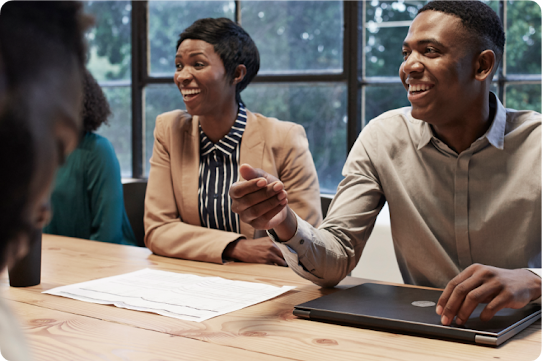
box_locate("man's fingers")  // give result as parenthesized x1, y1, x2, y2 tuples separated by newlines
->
(479, 293, 509, 322)
(239, 164, 276, 182)
(232, 178, 287, 214)
(454, 283, 498, 325)
(237, 187, 287, 223)
(437, 268, 475, 316)
(438, 274, 484, 325)
(229, 177, 267, 199)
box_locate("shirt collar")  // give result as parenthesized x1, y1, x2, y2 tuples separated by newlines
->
(200, 103, 247, 157)
(483, 92, 506, 150)
(417, 92, 506, 151)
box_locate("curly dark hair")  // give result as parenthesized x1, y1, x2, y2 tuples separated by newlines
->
(419, 1, 505, 70)
(82, 69, 111, 132)
(177, 18, 260, 104)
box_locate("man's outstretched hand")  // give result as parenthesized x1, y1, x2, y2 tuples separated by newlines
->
(230, 164, 297, 240)
(436, 264, 541, 325)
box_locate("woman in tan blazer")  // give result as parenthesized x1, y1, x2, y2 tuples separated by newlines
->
(144, 18, 322, 265)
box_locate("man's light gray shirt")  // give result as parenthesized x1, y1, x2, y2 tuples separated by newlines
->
(272, 93, 541, 288)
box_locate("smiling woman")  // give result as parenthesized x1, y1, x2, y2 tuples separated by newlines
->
(144, 18, 322, 266)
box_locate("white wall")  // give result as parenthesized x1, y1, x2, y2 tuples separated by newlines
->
(350, 203, 404, 284)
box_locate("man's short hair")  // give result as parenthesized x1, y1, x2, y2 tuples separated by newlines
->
(177, 18, 260, 104)
(418, 1, 505, 71)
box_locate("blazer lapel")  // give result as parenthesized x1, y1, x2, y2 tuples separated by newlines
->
(179, 114, 201, 226)
(239, 110, 264, 238)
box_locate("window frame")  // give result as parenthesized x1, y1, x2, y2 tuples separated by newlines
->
(127, 0, 541, 179)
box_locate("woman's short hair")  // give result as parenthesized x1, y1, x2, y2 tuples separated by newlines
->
(82, 69, 111, 132)
(177, 18, 260, 104)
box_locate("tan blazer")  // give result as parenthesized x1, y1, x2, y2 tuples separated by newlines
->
(144, 109, 322, 264)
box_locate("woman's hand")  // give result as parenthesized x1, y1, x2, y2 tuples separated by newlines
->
(223, 237, 287, 266)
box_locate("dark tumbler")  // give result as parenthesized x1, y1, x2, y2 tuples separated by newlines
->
(8, 228, 41, 287)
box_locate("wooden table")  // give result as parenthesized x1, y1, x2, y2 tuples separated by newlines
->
(0, 234, 540, 360)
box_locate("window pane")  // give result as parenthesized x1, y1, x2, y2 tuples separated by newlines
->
(364, 85, 411, 123)
(145, 84, 186, 174)
(490, 83, 498, 94)
(84, 1, 131, 81)
(505, 84, 542, 113)
(365, 1, 423, 77)
(506, 0, 542, 75)
(96, 87, 132, 177)
(243, 83, 347, 193)
(242, 1, 343, 74)
(148, 1, 235, 76)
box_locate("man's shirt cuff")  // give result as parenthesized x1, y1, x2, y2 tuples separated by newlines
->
(526, 268, 542, 278)
(267, 214, 319, 275)
(525, 268, 541, 304)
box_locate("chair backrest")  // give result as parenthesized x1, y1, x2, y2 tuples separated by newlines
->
(122, 178, 148, 247)
(320, 193, 334, 219)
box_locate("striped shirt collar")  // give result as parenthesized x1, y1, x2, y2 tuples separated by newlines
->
(200, 103, 247, 157)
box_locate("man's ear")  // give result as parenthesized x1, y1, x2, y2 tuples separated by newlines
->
(475, 50, 496, 82)
(232, 64, 247, 85)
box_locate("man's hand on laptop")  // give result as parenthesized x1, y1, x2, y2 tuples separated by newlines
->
(230, 164, 297, 241)
(436, 264, 542, 325)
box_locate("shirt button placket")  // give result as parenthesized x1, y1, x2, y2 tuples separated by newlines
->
(454, 152, 473, 269)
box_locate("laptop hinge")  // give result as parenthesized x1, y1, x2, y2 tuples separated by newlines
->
(475, 335, 497, 346)
(293, 309, 311, 319)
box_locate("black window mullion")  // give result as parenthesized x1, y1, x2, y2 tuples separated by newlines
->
(497, 0, 506, 103)
(235, 0, 241, 24)
(345, 0, 363, 153)
(131, 1, 148, 178)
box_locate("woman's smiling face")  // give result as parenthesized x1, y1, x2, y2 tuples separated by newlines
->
(174, 39, 236, 117)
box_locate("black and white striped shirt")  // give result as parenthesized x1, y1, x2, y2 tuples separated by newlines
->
(198, 103, 247, 233)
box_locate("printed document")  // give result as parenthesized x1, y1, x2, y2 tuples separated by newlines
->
(44, 268, 295, 322)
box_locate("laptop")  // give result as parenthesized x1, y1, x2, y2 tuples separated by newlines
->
(293, 283, 541, 346)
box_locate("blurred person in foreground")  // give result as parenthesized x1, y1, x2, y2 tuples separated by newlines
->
(144, 18, 321, 266)
(0, 2, 90, 359)
(43, 69, 137, 246)
(230, 1, 541, 326)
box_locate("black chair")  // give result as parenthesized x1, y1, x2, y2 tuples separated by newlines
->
(122, 178, 148, 247)
(320, 193, 334, 219)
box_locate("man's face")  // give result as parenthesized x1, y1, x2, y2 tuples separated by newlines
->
(399, 10, 479, 125)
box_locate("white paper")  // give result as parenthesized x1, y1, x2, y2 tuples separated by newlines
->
(44, 268, 295, 322)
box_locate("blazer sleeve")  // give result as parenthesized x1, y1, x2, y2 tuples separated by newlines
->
(276, 123, 322, 227)
(144, 114, 242, 264)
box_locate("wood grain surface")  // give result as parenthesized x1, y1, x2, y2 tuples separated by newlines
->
(0, 234, 540, 361)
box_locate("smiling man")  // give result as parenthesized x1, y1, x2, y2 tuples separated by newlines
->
(229, 0, 541, 325)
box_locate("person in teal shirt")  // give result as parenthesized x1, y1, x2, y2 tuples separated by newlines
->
(43, 69, 136, 246)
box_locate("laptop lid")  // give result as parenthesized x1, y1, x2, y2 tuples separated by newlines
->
(293, 283, 541, 346)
